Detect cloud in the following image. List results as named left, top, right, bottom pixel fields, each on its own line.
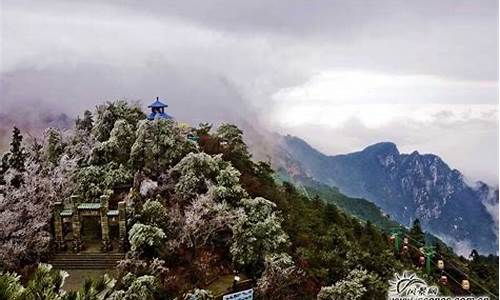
left=477, top=184, right=500, bottom=238
left=437, top=234, right=477, bottom=257
left=0, top=0, right=497, bottom=185
left=267, top=69, right=498, bottom=184
left=270, top=70, right=497, bottom=127
left=271, top=112, right=498, bottom=185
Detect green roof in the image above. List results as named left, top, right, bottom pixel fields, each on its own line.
left=107, top=210, right=119, bottom=217
left=60, top=209, right=73, bottom=217
left=77, top=203, right=101, bottom=210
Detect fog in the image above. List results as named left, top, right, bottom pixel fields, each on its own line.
left=1, top=0, right=498, bottom=184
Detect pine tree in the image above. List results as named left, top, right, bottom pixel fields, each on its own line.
left=0, top=153, right=10, bottom=186
left=408, top=218, right=425, bottom=247
left=8, top=127, right=26, bottom=187
left=76, top=110, right=94, bottom=132
left=44, top=128, right=64, bottom=166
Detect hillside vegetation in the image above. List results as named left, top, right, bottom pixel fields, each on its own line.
left=0, top=101, right=497, bottom=299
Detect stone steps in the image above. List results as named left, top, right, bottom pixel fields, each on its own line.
left=49, top=253, right=125, bottom=270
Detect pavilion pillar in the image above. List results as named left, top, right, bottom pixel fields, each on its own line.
left=53, top=201, right=65, bottom=251
left=72, top=209, right=81, bottom=253
left=118, top=201, right=127, bottom=251
left=100, top=194, right=111, bottom=251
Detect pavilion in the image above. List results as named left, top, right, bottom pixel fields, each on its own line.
left=147, top=97, right=173, bottom=120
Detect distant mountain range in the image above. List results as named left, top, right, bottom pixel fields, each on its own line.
left=267, top=135, right=498, bottom=255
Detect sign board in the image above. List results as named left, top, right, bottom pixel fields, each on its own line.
left=80, top=210, right=100, bottom=217
left=222, top=289, right=253, bottom=300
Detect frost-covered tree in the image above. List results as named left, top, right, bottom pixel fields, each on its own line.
left=76, top=109, right=94, bottom=132
left=317, top=268, right=384, bottom=300
left=72, top=162, right=132, bottom=202
left=50, top=155, right=79, bottom=200
left=26, top=136, right=44, bottom=168
left=42, top=128, right=65, bottom=167
left=182, top=192, right=238, bottom=258
left=93, top=100, right=145, bottom=142
left=256, top=253, right=305, bottom=300
left=115, top=258, right=178, bottom=297
left=216, top=124, right=246, bottom=151
left=6, top=127, right=26, bottom=187
left=230, top=197, right=289, bottom=268
left=317, top=272, right=365, bottom=300
left=216, top=123, right=251, bottom=163
left=129, top=223, right=166, bottom=256
left=91, top=119, right=136, bottom=165
left=0, top=151, right=73, bottom=269
left=63, top=127, right=96, bottom=166
left=124, top=275, right=158, bottom=300
left=8, top=127, right=25, bottom=172
left=183, top=288, right=214, bottom=300
left=109, top=274, right=159, bottom=300
left=130, top=119, right=196, bottom=176
left=171, top=152, right=247, bottom=203
left=0, top=153, right=10, bottom=187
left=195, top=122, right=212, bottom=136
left=140, top=199, right=167, bottom=228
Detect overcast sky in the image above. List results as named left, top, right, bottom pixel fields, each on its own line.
left=1, top=0, right=498, bottom=184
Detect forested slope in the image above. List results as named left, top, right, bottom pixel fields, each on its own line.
left=0, top=101, right=497, bottom=299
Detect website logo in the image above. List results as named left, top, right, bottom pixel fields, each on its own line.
left=388, top=272, right=490, bottom=300
left=388, top=272, right=439, bottom=299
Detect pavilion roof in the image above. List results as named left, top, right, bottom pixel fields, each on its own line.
left=148, top=98, right=168, bottom=108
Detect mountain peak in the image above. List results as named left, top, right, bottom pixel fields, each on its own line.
left=362, top=142, right=400, bottom=156
left=274, top=136, right=498, bottom=254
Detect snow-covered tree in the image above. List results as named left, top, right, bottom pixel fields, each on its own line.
left=171, top=152, right=247, bottom=203
left=8, top=127, right=25, bottom=172
left=93, top=100, right=145, bottom=142
left=6, top=127, right=26, bottom=187
left=195, top=122, right=212, bottom=136
left=76, top=109, right=94, bottom=132
left=0, top=153, right=10, bottom=187
left=64, top=127, right=96, bottom=165
left=183, top=288, right=214, bottom=300
left=42, top=128, right=65, bottom=167
left=256, top=253, right=305, bottom=300
left=91, top=119, right=136, bottom=165
left=0, top=150, right=74, bottom=269
left=128, top=223, right=166, bottom=256
left=109, top=274, right=159, bottom=300
left=72, top=162, right=132, bottom=202
left=316, top=268, right=384, bottom=300
left=182, top=192, right=238, bottom=257
left=216, top=123, right=251, bottom=165
left=216, top=124, right=247, bottom=152
left=230, top=197, right=289, bottom=268
left=140, top=199, right=167, bottom=228
left=130, top=119, right=196, bottom=175
left=125, top=275, right=158, bottom=300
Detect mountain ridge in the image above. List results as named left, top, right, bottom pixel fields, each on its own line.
left=265, top=134, right=498, bottom=255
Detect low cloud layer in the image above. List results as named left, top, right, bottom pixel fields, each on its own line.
left=1, top=0, right=498, bottom=184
